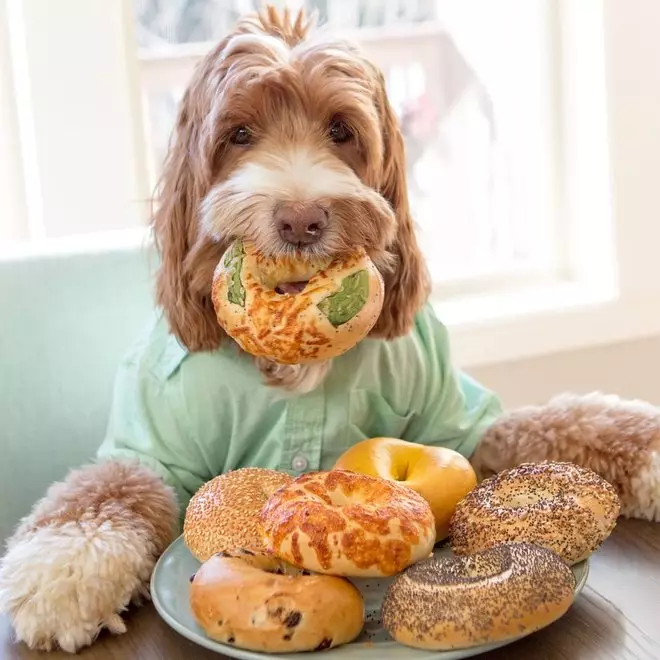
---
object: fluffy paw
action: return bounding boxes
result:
[0,521,155,652]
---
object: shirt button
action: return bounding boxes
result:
[291,454,308,472]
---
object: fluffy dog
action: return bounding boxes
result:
[1,7,659,653]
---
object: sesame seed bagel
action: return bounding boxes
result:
[449,461,621,565]
[381,543,576,650]
[183,468,293,562]
[211,239,384,365]
[190,548,364,653]
[260,469,436,578]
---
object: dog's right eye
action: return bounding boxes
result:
[230,126,252,146]
[329,119,353,144]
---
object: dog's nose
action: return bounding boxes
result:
[275,203,328,246]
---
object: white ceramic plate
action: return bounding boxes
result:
[151,536,589,660]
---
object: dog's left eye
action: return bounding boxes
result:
[328,119,353,144]
[230,126,252,146]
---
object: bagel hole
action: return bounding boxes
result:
[461,554,508,579]
[411,549,511,585]
[506,493,542,507]
[490,476,559,509]
[501,490,554,508]
[275,281,309,295]
[265,563,306,577]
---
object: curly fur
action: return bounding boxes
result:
[0,460,178,651]
[151,6,428,390]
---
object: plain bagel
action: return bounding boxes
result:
[183,467,293,562]
[381,542,576,650]
[261,469,436,577]
[449,461,621,565]
[189,549,364,653]
[211,239,384,364]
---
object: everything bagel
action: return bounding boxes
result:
[381,542,575,650]
[211,240,384,364]
[449,461,621,565]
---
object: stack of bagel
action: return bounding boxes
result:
[183,437,621,654]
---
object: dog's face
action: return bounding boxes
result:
[152,8,429,378]
[199,29,398,266]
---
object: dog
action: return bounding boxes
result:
[1,7,659,653]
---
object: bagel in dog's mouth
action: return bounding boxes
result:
[212,239,384,364]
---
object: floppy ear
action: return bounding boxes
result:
[151,60,228,353]
[151,9,315,354]
[370,72,430,340]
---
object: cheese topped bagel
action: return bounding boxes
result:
[211,240,384,364]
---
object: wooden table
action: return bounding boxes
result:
[3,518,659,659]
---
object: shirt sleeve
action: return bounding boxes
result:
[95,346,213,523]
[403,305,504,458]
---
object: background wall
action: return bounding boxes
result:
[468,334,660,409]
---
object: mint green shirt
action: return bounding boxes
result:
[97,304,502,521]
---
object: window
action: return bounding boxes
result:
[2,0,660,368]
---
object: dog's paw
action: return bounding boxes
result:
[0,520,155,652]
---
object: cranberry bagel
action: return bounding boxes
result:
[190,549,364,653]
